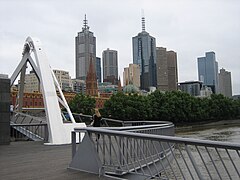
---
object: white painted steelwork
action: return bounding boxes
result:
[11,37,86,144]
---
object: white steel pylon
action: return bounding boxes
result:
[10,37,86,144]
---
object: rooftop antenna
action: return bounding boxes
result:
[83,14,88,29]
[141,9,145,32]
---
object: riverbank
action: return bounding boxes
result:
[175,119,240,133]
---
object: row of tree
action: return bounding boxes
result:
[68,91,240,124]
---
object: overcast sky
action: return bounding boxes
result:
[0,0,239,95]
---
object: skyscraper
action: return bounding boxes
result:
[167,51,178,91]
[123,67,129,86]
[156,47,178,91]
[102,48,118,85]
[219,68,232,97]
[75,15,96,80]
[132,16,157,90]
[96,57,101,83]
[197,52,219,93]
[178,81,203,96]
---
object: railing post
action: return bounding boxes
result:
[44,125,48,143]
[185,144,203,180]
[72,131,76,159]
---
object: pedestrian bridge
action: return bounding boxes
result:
[10,113,240,179]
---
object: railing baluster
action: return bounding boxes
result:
[109,135,124,173]
[152,141,170,179]
[196,146,213,180]
[136,138,153,178]
[177,143,195,179]
[167,142,186,180]
[205,147,222,180]
[129,138,146,175]
[159,141,178,180]
[185,144,203,179]
[122,137,138,174]
[71,131,76,158]
[225,149,240,178]
[215,148,232,179]
[113,136,130,173]
[145,140,162,178]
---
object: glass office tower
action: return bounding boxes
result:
[132,17,157,90]
[197,51,219,93]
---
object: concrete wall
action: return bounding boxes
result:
[0,77,10,145]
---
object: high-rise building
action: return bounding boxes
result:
[178,81,203,96]
[20,70,73,93]
[96,57,101,83]
[22,70,40,93]
[75,15,96,80]
[156,47,178,91]
[53,70,73,91]
[123,67,129,86]
[197,52,219,93]
[219,68,232,97]
[167,51,178,91]
[132,16,157,90]
[102,48,118,85]
[123,64,140,88]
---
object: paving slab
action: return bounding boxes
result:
[0,141,111,180]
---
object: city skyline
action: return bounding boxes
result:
[0,0,239,95]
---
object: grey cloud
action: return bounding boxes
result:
[0,0,239,94]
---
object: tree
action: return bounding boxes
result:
[68,93,96,115]
[102,92,150,120]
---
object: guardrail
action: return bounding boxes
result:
[69,122,175,179]
[69,124,240,179]
[11,123,48,142]
[71,112,172,127]
[10,112,48,142]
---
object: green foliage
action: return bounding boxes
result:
[102,92,151,120]
[68,93,96,115]
[102,90,240,123]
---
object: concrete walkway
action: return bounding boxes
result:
[0,141,110,180]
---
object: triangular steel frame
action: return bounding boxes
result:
[10,37,86,144]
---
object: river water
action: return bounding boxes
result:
[175,122,240,143]
[159,122,240,179]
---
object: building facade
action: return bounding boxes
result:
[102,48,118,85]
[123,67,129,86]
[72,79,85,94]
[218,68,232,97]
[178,81,203,96]
[53,69,73,91]
[96,57,101,83]
[123,64,140,88]
[22,70,40,93]
[20,69,73,93]
[75,15,96,80]
[132,16,157,90]
[156,47,178,91]
[197,52,219,93]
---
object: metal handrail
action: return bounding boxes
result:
[10,112,48,142]
[76,127,240,150]
[70,125,240,179]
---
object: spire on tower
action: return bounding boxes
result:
[141,9,145,32]
[83,14,89,30]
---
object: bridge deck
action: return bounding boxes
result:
[0,141,109,180]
